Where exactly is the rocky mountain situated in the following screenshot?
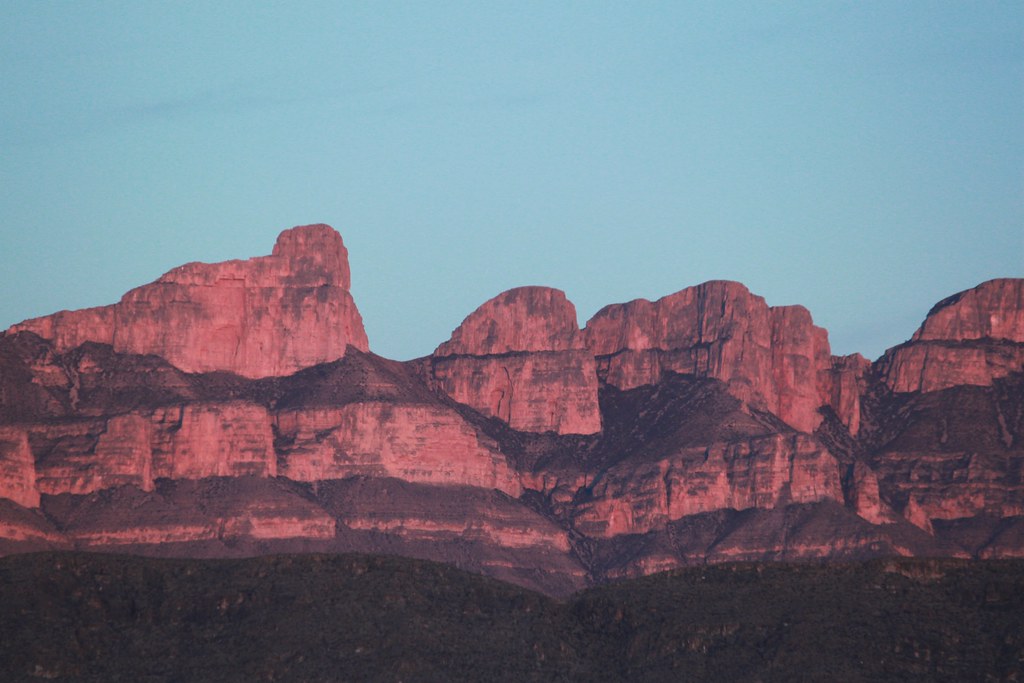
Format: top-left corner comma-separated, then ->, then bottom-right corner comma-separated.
7,224 -> 368,378
1,224 -> 1021,595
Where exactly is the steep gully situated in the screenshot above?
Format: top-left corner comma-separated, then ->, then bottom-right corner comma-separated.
0,224 -> 1021,595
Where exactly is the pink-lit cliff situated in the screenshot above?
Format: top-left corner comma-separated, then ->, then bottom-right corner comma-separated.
0,223 -> 1020,594
8,225 -> 368,378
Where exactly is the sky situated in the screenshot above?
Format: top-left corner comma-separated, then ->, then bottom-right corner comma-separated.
1,1 -> 1021,362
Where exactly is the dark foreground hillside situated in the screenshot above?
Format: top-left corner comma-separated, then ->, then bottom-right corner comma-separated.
1,553 -> 1021,682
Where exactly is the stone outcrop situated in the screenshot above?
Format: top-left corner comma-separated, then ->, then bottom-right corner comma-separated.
583,281 -> 846,433
864,377 -> 1024,534
573,433 -> 843,537
33,416 -> 154,496
93,415 -> 154,491
28,403 -> 276,496
880,279 -> 1024,394
321,478 -> 570,553
0,428 -> 39,508
845,462 -> 898,525
860,280 -> 1024,537
51,478 -> 338,548
882,342 -> 1024,395
592,501 -> 953,581
30,477 -> 588,596
426,287 -> 601,435
826,354 -> 870,435
274,403 -> 520,495
0,499 -> 65,551
151,403 -> 276,480
8,225 -> 368,378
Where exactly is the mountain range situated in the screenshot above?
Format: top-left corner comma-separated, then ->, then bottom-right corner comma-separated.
1,224 -> 1021,596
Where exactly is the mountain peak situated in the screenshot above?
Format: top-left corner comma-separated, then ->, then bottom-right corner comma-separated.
270,223 -> 352,289
7,224 -> 368,377
435,286 -> 583,357
916,278 -> 1024,343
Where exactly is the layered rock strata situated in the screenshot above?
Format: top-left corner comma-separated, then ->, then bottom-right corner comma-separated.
47,478 -> 338,548
274,403 -> 520,495
26,403 -> 275,497
591,501 -> 960,581
866,377 -> 1024,534
574,433 -> 843,537
0,500 -> 64,551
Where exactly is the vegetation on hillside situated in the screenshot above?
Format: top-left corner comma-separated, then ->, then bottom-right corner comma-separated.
1,552 -> 1021,681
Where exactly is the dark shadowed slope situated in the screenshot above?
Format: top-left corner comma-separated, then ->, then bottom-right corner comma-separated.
1,552 -> 1021,682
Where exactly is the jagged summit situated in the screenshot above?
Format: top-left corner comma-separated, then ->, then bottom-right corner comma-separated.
0,223 -> 1021,595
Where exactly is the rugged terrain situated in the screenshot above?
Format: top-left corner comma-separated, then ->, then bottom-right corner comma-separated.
1,552 -> 1021,682
1,224 -> 1021,595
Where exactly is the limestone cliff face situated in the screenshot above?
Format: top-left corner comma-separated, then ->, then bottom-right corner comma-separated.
851,279 -> 1024,537
28,403 -> 275,496
769,305 -> 834,433
573,433 -> 842,538
0,428 -> 39,508
845,461 -> 898,526
827,354 -> 870,436
32,415 -> 154,496
151,403 -> 277,480
583,281 -> 848,433
427,287 -> 601,435
864,377 -> 1024,535
320,478 -> 574,557
880,279 -> 1024,394
274,403 -> 521,496
8,225 -> 368,378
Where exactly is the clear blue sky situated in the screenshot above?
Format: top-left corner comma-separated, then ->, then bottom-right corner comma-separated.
2,2 -> 1021,361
